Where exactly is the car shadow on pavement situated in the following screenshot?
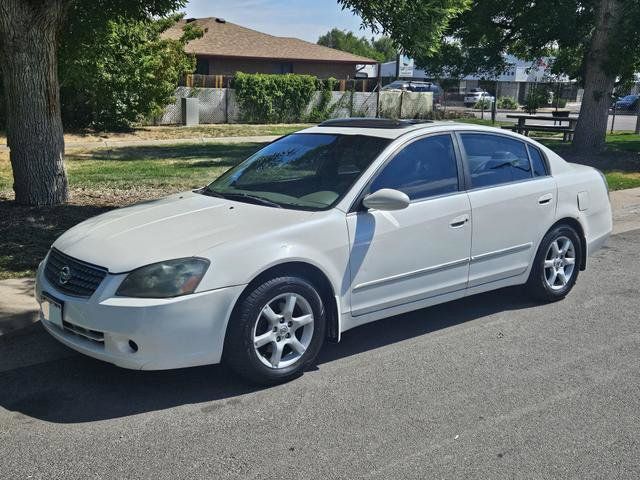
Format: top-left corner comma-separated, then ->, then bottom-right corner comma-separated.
0,286 -> 538,424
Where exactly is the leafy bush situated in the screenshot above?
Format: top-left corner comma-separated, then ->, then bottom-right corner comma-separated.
474,98 -> 492,110
59,15 -> 202,131
522,86 -> 549,114
234,73 -> 317,123
554,97 -> 568,108
497,97 -> 519,109
307,78 -> 338,122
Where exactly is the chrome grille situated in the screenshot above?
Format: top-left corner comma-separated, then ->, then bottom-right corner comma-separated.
44,248 -> 108,298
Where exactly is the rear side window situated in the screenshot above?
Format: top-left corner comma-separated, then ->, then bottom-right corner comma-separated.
527,145 -> 548,177
460,134 -> 532,188
370,135 -> 458,200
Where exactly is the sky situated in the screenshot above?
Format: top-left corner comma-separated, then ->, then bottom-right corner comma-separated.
183,0 -> 375,43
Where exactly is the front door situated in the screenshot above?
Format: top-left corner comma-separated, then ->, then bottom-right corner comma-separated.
346,134 -> 472,317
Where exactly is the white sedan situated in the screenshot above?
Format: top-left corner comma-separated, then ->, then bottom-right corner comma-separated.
464,90 -> 495,107
36,119 -> 612,384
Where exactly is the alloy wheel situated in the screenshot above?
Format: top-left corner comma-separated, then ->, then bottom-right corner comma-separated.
252,293 -> 314,369
543,236 -> 576,290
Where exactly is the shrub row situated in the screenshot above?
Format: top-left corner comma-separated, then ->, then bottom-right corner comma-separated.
234,72 -> 339,123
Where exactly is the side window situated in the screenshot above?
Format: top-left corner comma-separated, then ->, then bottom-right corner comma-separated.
370,135 -> 459,200
460,134 -> 532,188
527,145 -> 548,177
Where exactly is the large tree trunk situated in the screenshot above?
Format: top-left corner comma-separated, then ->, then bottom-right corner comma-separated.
572,0 -> 622,152
0,0 -> 68,205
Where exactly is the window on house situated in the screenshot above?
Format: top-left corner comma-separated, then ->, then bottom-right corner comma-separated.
195,57 -> 209,75
279,63 -> 294,74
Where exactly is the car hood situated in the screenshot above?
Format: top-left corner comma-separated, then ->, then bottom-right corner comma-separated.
53,191 -> 314,273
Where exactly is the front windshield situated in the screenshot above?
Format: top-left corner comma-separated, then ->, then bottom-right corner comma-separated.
204,133 -> 391,210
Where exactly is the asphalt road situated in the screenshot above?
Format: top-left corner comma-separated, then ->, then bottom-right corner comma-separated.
1,230 -> 639,479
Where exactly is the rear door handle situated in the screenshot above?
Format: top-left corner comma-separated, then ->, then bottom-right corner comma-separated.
450,214 -> 469,228
538,193 -> 553,205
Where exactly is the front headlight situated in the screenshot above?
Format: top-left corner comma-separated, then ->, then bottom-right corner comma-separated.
116,258 -> 210,298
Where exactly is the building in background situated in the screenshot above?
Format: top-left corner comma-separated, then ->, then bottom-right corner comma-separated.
162,17 -> 378,80
380,55 -> 578,103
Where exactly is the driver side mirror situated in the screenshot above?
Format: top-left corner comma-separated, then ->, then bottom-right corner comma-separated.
362,188 -> 410,211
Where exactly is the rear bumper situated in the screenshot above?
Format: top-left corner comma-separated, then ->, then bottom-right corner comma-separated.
35,262 -> 245,370
587,230 -> 610,257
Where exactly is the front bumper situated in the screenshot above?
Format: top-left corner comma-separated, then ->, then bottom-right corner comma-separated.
35,261 -> 245,370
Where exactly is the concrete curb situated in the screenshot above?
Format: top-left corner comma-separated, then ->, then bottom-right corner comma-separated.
1,187 -> 639,335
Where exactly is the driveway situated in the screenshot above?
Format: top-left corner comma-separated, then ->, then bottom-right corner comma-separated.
1,227 -> 639,479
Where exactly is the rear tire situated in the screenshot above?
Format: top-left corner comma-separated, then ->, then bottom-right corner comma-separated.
526,225 -> 582,302
224,276 -> 326,385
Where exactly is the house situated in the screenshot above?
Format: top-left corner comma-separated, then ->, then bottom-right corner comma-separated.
162,17 -> 378,79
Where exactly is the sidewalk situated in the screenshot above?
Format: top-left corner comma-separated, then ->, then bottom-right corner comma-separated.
611,186 -> 640,234
1,187 -> 639,336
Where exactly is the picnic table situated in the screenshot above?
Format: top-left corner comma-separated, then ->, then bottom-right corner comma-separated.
504,113 -> 579,142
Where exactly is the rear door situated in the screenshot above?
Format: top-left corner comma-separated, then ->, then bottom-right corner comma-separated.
457,132 -> 557,287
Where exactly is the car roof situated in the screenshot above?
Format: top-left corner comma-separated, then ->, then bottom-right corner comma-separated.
300,118 -> 514,140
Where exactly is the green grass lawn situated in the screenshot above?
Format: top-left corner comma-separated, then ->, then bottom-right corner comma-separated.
1,128 -> 639,280
537,132 -> 640,190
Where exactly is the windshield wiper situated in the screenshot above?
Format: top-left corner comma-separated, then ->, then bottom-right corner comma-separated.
198,187 -> 225,198
205,189 -> 283,208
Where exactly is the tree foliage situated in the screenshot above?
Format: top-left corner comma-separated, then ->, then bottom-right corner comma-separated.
0,0 -> 191,205
338,0 -> 472,57
339,0 -> 640,150
60,14 -> 201,130
411,0 -> 640,84
317,28 -> 396,62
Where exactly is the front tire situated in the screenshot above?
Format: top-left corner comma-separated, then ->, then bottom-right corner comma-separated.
224,276 -> 326,385
526,225 -> 582,302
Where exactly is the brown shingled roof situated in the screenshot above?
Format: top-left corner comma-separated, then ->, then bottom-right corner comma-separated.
162,17 -> 378,64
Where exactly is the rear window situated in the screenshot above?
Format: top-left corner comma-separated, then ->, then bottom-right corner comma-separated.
460,133 -> 532,188
527,145 -> 549,177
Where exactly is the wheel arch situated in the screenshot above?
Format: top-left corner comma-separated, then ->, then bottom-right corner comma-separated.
229,261 -> 340,344
549,217 -> 587,271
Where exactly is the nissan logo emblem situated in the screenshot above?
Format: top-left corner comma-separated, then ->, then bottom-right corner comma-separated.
59,266 -> 72,285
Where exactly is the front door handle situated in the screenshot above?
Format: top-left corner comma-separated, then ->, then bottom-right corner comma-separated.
450,214 -> 469,228
538,193 -> 553,205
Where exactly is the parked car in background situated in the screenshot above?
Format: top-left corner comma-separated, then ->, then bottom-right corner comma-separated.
36,119 -> 612,385
612,94 -> 639,112
464,88 -> 495,107
382,81 -> 443,103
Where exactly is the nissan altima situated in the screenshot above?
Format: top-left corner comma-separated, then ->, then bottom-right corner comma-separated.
36,119 -> 612,384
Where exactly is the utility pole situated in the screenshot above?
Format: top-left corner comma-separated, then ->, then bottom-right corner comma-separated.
376,62 -> 382,118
